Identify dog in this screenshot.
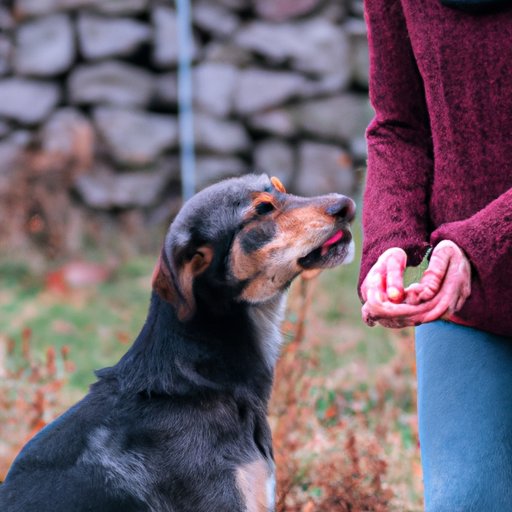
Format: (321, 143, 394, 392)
(0, 174, 355, 512)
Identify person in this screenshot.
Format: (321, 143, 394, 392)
(358, 1, 512, 510)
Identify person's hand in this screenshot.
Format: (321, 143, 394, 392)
(361, 241, 471, 328)
(360, 247, 408, 306)
(403, 240, 472, 317)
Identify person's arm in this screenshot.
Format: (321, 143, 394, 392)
(359, 0, 432, 296)
(429, 189, 512, 334)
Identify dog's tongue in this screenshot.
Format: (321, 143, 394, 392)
(321, 230, 343, 256)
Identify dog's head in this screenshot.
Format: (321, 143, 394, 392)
(153, 174, 355, 321)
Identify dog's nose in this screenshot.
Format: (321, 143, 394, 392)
(326, 196, 356, 222)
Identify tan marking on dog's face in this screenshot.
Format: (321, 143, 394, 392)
(236, 459, 271, 512)
(252, 192, 277, 208)
(231, 204, 337, 303)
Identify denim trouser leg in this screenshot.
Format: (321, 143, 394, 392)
(415, 321, 512, 512)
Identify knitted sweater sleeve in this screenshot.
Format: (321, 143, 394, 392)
(430, 189, 512, 335)
(359, 0, 432, 294)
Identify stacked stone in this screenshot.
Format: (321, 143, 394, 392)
(0, 0, 371, 211)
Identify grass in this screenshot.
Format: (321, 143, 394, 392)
(0, 257, 153, 390)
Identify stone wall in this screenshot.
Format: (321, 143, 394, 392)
(0, 0, 371, 230)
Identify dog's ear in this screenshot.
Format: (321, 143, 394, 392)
(271, 176, 286, 193)
(152, 252, 179, 305)
(176, 246, 213, 320)
(152, 246, 213, 321)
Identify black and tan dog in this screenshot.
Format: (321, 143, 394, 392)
(0, 174, 355, 512)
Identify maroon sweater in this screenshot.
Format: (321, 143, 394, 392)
(360, 0, 512, 336)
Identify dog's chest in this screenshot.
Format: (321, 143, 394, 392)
(236, 458, 276, 512)
(248, 295, 286, 369)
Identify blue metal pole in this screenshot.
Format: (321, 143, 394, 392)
(175, 0, 196, 201)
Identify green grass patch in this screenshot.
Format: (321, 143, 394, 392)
(0, 256, 155, 390)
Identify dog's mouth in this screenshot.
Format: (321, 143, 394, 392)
(298, 227, 353, 270)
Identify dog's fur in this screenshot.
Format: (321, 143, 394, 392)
(0, 174, 355, 512)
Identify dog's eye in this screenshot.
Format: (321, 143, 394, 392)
(255, 201, 275, 215)
(252, 192, 276, 215)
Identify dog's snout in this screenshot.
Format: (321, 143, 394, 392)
(326, 196, 356, 222)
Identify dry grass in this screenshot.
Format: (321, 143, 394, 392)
(0, 329, 73, 480)
(271, 276, 423, 511)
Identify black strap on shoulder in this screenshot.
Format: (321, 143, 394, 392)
(440, 0, 510, 11)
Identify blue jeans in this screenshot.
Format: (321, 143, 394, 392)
(415, 321, 512, 511)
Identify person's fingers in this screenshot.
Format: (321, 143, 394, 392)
(417, 247, 451, 301)
(362, 300, 410, 327)
(384, 250, 407, 303)
(377, 316, 414, 329)
(455, 291, 468, 312)
(364, 265, 385, 294)
(361, 305, 377, 326)
(363, 306, 411, 329)
(411, 297, 453, 324)
(404, 282, 424, 305)
(404, 282, 423, 294)
(363, 294, 442, 328)
(455, 269, 471, 311)
(363, 273, 387, 321)
(361, 264, 384, 302)
(454, 251, 472, 305)
(367, 288, 386, 305)
(362, 248, 407, 303)
(360, 279, 369, 303)
(408, 269, 463, 324)
(366, 271, 462, 327)
(363, 242, 472, 329)
(372, 248, 407, 302)
(366, 317, 377, 327)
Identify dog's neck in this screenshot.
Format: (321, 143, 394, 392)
(97, 291, 286, 401)
(246, 294, 287, 369)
